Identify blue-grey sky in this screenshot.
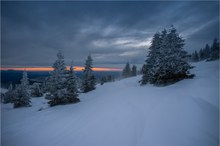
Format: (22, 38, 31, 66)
(1, 1, 219, 68)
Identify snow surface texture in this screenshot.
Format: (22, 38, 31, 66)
(1, 61, 219, 146)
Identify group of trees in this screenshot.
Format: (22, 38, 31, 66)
(3, 26, 218, 107)
(46, 51, 80, 106)
(100, 75, 114, 85)
(3, 51, 96, 107)
(2, 72, 31, 108)
(31, 83, 43, 97)
(191, 38, 219, 62)
(122, 62, 137, 78)
(141, 26, 193, 85)
(45, 51, 96, 106)
(81, 55, 96, 93)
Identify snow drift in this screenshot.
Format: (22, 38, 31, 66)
(1, 61, 219, 146)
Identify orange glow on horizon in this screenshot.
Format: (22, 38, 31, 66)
(0, 66, 122, 72)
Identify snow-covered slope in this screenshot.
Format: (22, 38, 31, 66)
(1, 61, 219, 146)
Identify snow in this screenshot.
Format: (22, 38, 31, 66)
(1, 61, 219, 146)
(0, 88, 8, 94)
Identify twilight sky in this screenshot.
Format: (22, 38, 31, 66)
(1, 1, 219, 68)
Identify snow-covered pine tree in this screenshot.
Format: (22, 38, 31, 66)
(199, 48, 205, 60)
(21, 71, 30, 89)
(48, 50, 68, 106)
(82, 54, 96, 93)
(13, 71, 31, 108)
(210, 38, 219, 60)
(65, 62, 80, 103)
(3, 83, 14, 104)
(100, 76, 107, 85)
(203, 44, 211, 59)
(140, 64, 147, 75)
(131, 65, 137, 76)
(75, 76, 83, 91)
(122, 62, 131, 78)
(141, 32, 162, 84)
(107, 75, 113, 82)
(31, 83, 43, 97)
(141, 26, 193, 85)
(44, 76, 54, 98)
(192, 51, 199, 62)
(41, 78, 48, 94)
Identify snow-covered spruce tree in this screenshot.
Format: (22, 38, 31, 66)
(141, 26, 193, 85)
(140, 64, 147, 75)
(210, 38, 219, 60)
(107, 75, 113, 82)
(48, 50, 68, 106)
(13, 71, 31, 108)
(82, 54, 96, 93)
(3, 83, 14, 104)
(141, 32, 162, 84)
(203, 44, 211, 59)
(192, 50, 199, 62)
(122, 62, 131, 78)
(131, 65, 137, 76)
(31, 83, 43, 97)
(41, 78, 48, 94)
(100, 76, 107, 85)
(64, 63, 80, 103)
(199, 48, 205, 61)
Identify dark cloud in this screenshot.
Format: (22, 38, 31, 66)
(1, 1, 219, 68)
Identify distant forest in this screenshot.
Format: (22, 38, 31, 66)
(190, 38, 219, 62)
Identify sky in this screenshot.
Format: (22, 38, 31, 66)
(1, 1, 219, 70)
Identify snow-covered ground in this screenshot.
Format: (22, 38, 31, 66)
(1, 61, 219, 146)
(0, 88, 8, 94)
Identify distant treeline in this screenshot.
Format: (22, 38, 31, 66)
(1, 70, 121, 89)
(190, 38, 219, 62)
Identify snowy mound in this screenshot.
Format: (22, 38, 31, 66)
(0, 88, 8, 94)
(1, 61, 219, 146)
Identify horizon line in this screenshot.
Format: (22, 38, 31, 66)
(0, 66, 122, 72)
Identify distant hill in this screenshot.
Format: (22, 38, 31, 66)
(1, 70, 121, 88)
